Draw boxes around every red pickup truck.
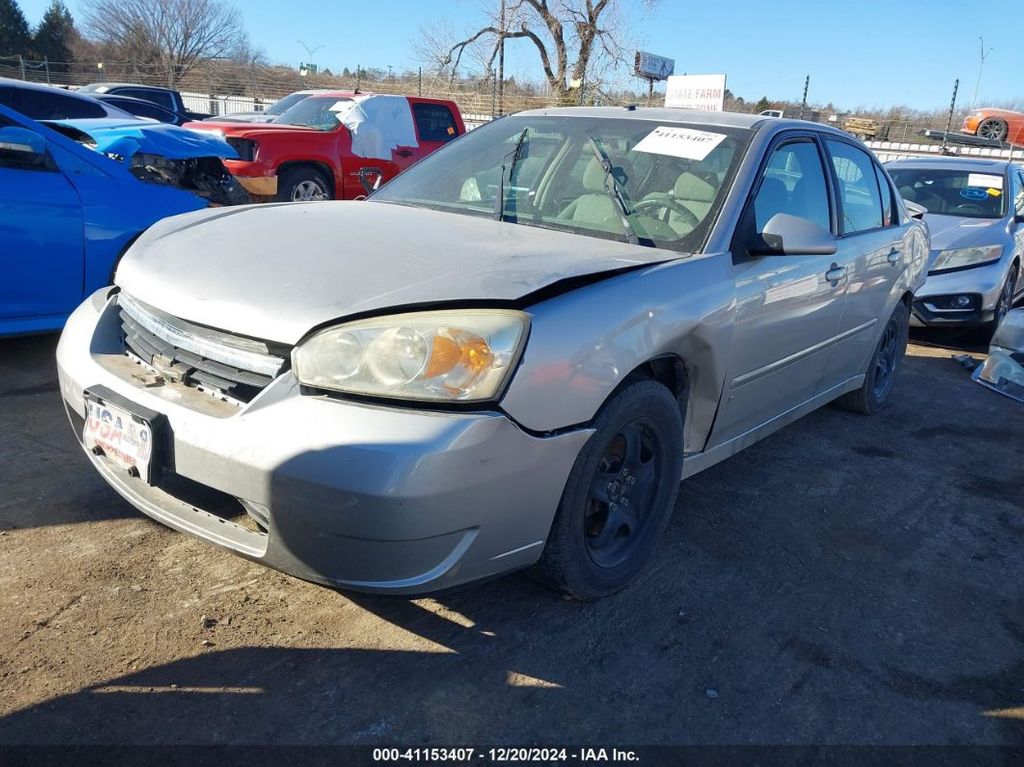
[185,91,466,202]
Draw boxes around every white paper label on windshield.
[633,126,726,161]
[967,173,1003,190]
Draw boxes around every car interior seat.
[557,153,634,232]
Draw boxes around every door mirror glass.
[0,126,46,166]
[753,212,838,256]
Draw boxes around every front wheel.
[276,167,332,202]
[835,301,909,415]
[990,269,1017,335]
[530,379,684,600]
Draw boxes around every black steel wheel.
[835,300,909,415]
[530,379,684,600]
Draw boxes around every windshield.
[275,96,351,130]
[266,92,312,116]
[889,167,1007,219]
[371,115,751,251]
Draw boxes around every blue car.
[0,103,227,337]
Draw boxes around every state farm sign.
[664,74,727,112]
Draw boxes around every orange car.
[961,108,1024,146]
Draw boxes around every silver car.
[887,158,1024,331]
[57,109,928,599]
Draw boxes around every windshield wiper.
[586,136,640,246]
[494,128,529,221]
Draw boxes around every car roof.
[885,156,1014,173]
[516,105,768,129]
[81,82,171,92]
[0,77,87,95]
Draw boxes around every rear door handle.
[825,264,847,284]
[887,248,901,265]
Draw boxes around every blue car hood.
[50,118,238,161]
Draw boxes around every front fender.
[501,254,736,454]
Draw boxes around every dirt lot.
[0,330,1021,746]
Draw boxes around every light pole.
[297,40,324,76]
[971,36,993,110]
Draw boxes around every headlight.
[932,245,1002,272]
[292,309,529,402]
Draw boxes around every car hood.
[185,120,318,140]
[116,201,684,345]
[923,213,1008,268]
[48,117,238,160]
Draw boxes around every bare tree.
[418,0,647,103]
[82,0,245,86]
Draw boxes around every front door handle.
[395,148,415,158]
[825,264,847,284]
[887,248,901,265]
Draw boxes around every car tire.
[529,379,684,600]
[989,268,1017,335]
[977,118,1009,142]
[835,300,909,415]
[276,167,332,202]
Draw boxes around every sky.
[16,0,1023,111]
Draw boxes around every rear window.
[2,86,105,120]
[115,87,176,111]
[413,103,459,142]
[888,167,1007,219]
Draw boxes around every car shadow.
[1,346,1023,746]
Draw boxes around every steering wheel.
[633,195,701,230]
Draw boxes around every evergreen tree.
[0,0,31,57]
[32,0,76,71]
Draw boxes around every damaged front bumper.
[56,289,589,593]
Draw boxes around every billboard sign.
[634,51,675,81]
[664,74,727,112]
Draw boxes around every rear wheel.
[835,301,909,415]
[530,379,684,600]
[977,118,1009,142]
[276,167,332,202]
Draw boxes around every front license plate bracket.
[82,385,167,485]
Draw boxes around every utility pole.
[497,0,506,116]
[798,75,809,120]
[971,36,993,110]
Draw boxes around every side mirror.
[0,126,46,165]
[751,213,837,256]
[904,199,927,220]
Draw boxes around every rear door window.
[117,88,176,111]
[412,103,459,142]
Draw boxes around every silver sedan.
[57,108,928,599]
[887,158,1024,332]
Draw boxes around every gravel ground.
[0,330,1021,746]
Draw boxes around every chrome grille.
[118,292,287,403]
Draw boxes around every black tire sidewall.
[277,167,330,202]
[542,380,684,599]
[863,301,909,410]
